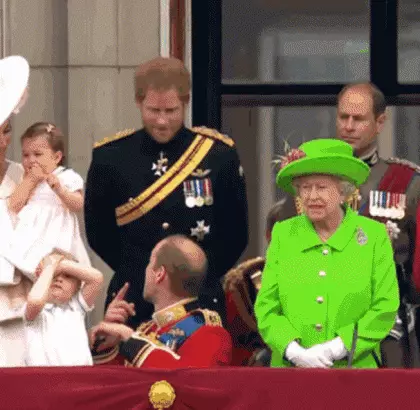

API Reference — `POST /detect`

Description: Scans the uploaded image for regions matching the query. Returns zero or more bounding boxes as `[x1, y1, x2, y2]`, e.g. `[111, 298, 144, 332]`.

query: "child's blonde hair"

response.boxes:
[48, 248, 78, 263]
[40, 248, 82, 288]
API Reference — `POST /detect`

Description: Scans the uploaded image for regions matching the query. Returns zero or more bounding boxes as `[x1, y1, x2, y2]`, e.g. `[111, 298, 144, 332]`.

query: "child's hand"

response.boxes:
[42, 254, 64, 270]
[27, 164, 46, 184]
[46, 173, 61, 192]
[34, 263, 43, 278]
[89, 322, 133, 349]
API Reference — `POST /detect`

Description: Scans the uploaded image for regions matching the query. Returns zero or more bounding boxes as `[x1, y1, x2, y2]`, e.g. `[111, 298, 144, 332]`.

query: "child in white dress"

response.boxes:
[3, 122, 91, 280]
[24, 249, 103, 366]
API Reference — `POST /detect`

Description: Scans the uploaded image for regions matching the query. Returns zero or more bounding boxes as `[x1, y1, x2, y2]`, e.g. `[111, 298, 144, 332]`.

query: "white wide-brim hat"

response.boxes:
[0, 55, 30, 125]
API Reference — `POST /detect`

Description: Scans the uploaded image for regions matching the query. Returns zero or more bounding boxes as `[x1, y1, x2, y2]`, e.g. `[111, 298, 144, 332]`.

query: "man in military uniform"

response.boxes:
[277, 82, 420, 367]
[223, 200, 285, 366]
[90, 235, 232, 368]
[84, 57, 248, 328]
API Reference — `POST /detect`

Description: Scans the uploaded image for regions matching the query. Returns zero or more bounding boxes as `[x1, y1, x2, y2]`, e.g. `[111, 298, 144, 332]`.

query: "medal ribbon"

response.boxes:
[361, 163, 415, 217]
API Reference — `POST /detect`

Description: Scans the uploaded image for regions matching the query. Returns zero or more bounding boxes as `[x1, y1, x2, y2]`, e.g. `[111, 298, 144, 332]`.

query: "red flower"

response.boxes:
[280, 149, 306, 168]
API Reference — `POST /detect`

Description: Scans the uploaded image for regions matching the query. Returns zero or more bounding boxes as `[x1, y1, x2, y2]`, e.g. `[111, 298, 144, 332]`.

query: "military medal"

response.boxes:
[194, 180, 204, 207]
[377, 191, 386, 217]
[389, 193, 398, 219]
[369, 191, 379, 217]
[396, 193, 406, 220]
[191, 220, 210, 241]
[203, 178, 214, 206]
[383, 192, 389, 218]
[151, 151, 168, 177]
[184, 181, 195, 208]
[395, 193, 402, 219]
[386, 220, 401, 240]
[383, 192, 391, 218]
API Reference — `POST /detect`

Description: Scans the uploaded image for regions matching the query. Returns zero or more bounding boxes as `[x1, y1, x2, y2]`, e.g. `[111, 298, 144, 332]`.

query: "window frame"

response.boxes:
[191, 0, 420, 128]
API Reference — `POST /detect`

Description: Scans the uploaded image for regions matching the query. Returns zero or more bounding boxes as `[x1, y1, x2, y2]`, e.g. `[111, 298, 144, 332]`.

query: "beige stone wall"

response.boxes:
[3, 0, 160, 325]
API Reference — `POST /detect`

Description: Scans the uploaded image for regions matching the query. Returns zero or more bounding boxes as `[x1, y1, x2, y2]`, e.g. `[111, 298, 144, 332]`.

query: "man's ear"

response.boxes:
[155, 266, 166, 284]
[375, 111, 387, 134]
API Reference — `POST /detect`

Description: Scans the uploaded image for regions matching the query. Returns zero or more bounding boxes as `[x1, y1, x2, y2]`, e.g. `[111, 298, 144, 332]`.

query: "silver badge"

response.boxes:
[185, 197, 196, 208]
[184, 181, 195, 208]
[191, 220, 210, 241]
[386, 220, 401, 240]
[152, 151, 168, 177]
[356, 227, 368, 245]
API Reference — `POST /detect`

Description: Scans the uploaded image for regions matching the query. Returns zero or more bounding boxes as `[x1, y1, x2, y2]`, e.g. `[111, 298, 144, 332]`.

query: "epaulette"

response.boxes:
[93, 128, 135, 149]
[223, 256, 265, 291]
[191, 126, 235, 147]
[194, 309, 223, 327]
[386, 157, 420, 173]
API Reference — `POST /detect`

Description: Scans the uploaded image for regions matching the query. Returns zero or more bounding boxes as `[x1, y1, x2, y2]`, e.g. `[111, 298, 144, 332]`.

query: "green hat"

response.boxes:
[276, 139, 370, 194]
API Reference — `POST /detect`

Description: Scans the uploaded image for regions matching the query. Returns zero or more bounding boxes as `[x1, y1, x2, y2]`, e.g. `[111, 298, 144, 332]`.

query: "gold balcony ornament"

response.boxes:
[149, 380, 176, 409]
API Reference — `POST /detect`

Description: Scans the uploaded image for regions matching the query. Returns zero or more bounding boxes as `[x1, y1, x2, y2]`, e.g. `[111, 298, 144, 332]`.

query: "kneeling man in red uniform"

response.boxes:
[90, 235, 232, 368]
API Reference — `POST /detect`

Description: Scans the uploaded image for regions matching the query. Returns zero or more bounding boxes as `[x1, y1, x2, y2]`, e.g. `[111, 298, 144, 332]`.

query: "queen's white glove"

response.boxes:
[308, 337, 348, 361]
[285, 341, 333, 368]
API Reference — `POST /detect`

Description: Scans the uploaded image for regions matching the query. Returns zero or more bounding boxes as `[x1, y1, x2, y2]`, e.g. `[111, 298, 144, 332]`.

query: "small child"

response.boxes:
[23, 249, 103, 366]
[1, 122, 91, 281]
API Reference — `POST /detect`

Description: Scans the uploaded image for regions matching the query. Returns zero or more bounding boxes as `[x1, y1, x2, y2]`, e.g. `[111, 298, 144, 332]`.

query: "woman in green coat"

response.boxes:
[255, 139, 399, 368]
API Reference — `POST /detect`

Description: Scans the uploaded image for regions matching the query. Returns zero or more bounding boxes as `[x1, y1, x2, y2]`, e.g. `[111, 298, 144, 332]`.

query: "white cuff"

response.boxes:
[285, 341, 304, 361]
[329, 337, 347, 359]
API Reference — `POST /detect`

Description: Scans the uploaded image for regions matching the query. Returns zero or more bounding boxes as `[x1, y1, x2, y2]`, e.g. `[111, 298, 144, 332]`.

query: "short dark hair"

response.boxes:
[49, 248, 78, 263]
[154, 235, 207, 297]
[337, 82, 387, 118]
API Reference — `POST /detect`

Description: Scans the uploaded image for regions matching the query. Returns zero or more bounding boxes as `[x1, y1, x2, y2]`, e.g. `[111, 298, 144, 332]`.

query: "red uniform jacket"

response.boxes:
[93, 300, 232, 369]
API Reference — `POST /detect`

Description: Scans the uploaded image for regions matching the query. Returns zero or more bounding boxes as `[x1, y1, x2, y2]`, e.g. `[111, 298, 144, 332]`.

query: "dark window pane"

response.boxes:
[398, 0, 420, 83]
[222, 0, 370, 84]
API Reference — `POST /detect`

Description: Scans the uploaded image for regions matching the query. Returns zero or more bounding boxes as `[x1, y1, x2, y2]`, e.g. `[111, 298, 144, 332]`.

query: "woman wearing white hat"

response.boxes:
[0, 55, 30, 366]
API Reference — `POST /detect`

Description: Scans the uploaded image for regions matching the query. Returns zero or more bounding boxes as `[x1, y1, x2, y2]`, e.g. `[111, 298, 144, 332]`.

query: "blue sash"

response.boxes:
[158, 314, 204, 351]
